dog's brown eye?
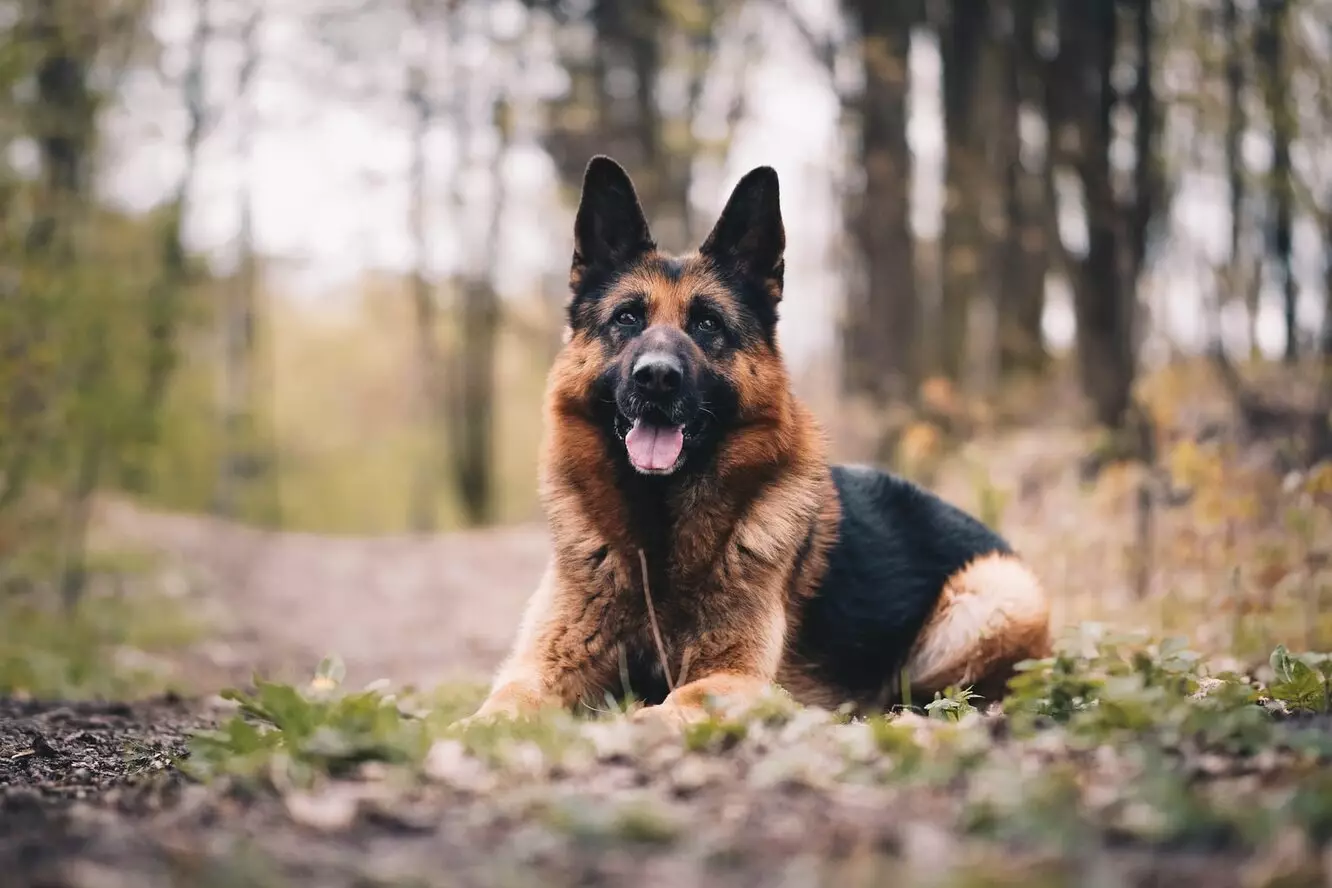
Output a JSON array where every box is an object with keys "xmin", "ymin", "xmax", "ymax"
[
  {"xmin": 615, "ymin": 309, "xmax": 642, "ymax": 327},
  {"xmin": 695, "ymin": 315, "xmax": 720, "ymax": 334}
]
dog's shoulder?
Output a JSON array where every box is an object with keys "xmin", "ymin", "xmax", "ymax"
[{"xmin": 830, "ymin": 463, "xmax": 1013, "ymax": 560}]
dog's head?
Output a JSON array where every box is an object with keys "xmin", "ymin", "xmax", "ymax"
[{"xmin": 555, "ymin": 156, "xmax": 788, "ymax": 478}]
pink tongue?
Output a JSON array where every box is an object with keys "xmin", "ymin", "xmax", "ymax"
[{"xmin": 624, "ymin": 419, "xmax": 685, "ymax": 472}]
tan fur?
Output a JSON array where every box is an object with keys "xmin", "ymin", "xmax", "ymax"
[{"xmin": 904, "ymin": 553, "xmax": 1052, "ymax": 698}]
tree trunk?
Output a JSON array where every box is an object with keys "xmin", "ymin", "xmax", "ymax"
[
  {"xmin": 133, "ymin": 0, "xmax": 211, "ymax": 490},
  {"xmin": 841, "ymin": 0, "xmax": 919, "ymax": 404},
  {"xmin": 1222, "ymin": 0, "xmax": 1246, "ymax": 353},
  {"xmin": 1323, "ymin": 207, "xmax": 1332, "ymax": 359},
  {"xmin": 450, "ymin": 98, "xmax": 510, "ymax": 528},
  {"xmin": 214, "ymin": 7, "xmax": 264, "ymax": 519},
  {"xmin": 23, "ymin": 0, "xmax": 103, "ymax": 604},
  {"xmin": 405, "ymin": 16, "xmax": 443, "ymax": 533},
  {"xmin": 937, "ymin": 0, "xmax": 989, "ymax": 382},
  {"xmin": 1258, "ymin": 0, "xmax": 1296, "ymax": 363},
  {"xmin": 997, "ymin": 0, "xmax": 1049, "ymax": 378},
  {"xmin": 1049, "ymin": 0, "xmax": 1150, "ymax": 431}
]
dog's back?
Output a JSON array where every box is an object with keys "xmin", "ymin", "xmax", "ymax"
[{"xmin": 784, "ymin": 464, "xmax": 1051, "ymax": 710}]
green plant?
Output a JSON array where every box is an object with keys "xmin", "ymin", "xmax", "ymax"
[
  {"xmin": 925, "ymin": 685, "xmax": 983, "ymax": 722},
  {"xmin": 187, "ymin": 657, "xmax": 433, "ymax": 785},
  {"xmin": 1266, "ymin": 645, "xmax": 1332, "ymax": 714}
]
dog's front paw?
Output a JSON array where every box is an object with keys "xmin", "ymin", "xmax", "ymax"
[
  {"xmin": 629, "ymin": 701, "xmax": 707, "ymax": 731},
  {"xmin": 450, "ymin": 700, "xmax": 521, "ymax": 732},
  {"xmin": 449, "ymin": 712, "xmax": 492, "ymax": 732}
]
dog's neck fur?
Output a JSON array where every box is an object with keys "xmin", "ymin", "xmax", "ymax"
[{"xmin": 540, "ymin": 365, "xmax": 823, "ymax": 587}]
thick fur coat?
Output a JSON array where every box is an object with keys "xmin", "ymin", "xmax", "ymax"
[{"xmin": 463, "ymin": 157, "xmax": 1052, "ymax": 727}]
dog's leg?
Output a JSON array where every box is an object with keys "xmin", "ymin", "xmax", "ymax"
[
  {"xmin": 631, "ymin": 604, "xmax": 787, "ymax": 727},
  {"xmin": 460, "ymin": 563, "xmax": 596, "ymax": 725},
  {"xmin": 904, "ymin": 552, "xmax": 1051, "ymax": 701}
]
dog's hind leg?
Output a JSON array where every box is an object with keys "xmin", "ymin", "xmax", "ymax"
[{"xmin": 903, "ymin": 552, "xmax": 1052, "ymax": 702}]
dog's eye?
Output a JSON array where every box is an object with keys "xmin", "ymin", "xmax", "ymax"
[
  {"xmin": 615, "ymin": 308, "xmax": 642, "ymax": 328},
  {"xmin": 694, "ymin": 314, "xmax": 721, "ymax": 334}
]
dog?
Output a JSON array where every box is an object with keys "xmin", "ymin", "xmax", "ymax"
[{"xmin": 461, "ymin": 156, "xmax": 1051, "ymax": 728}]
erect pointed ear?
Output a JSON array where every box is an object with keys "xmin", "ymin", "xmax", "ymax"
[
  {"xmin": 699, "ymin": 166, "xmax": 785, "ymax": 303},
  {"xmin": 570, "ymin": 156, "xmax": 655, "ymax": 289}
]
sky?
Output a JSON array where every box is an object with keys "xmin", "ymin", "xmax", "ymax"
[{"xmin": 94, "ymin": 0, "xmax": 1328, "ymax": 371}]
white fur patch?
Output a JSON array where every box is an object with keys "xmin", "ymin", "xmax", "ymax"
[{"xmin": 904, "ymin": 553, "xmax": 1049, "ymax": 691}]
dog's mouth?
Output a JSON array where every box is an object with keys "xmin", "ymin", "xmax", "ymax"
[{"xmin": 614, "ymin": 407, "xmax": 706, "ymax": 475}]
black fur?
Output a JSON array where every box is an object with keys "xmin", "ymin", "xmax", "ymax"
[{"xmin": 792, "ymin": 464, "xmax": 1013, "ymax": 707}]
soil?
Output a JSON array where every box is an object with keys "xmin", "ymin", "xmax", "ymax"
[
  {"xmin": 3, "ymin": 414, "xmax": 1329, "ymax": 888},
  {"xmin": 0, "ymin": 695, "xmax": 1295, "ymax": 888}
]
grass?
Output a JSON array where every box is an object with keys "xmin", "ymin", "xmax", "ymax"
[
  {"xmin": 0, "ymin": 548, "xmax": 202, "ymax": 699},
  {"xmin": 180, "ymin": 626, "xmax": 1332, "ymax": 883}
]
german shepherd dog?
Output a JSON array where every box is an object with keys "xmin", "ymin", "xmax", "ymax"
[{"xmin": 463, "ymin": 156, "xmax": 1051, "ymax": 727}]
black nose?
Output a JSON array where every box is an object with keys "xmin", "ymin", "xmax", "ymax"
[{"xmin": 632, "ymin": 353, "xmax": 683, "ymax": 396}]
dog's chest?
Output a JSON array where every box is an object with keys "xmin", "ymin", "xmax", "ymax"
[{"xmin": 587, "ymin": 563, "xmax": 703, "ymax": 706}]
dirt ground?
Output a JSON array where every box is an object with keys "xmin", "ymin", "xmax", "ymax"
[
  {"xmin": 90, "ymin": 497, "xmax": 553, "ymax": 692},
  {"xmin": 4, "ymin": 413, "xmax": 1330, "ymax": 888},
  {"xmin": 5, "ymin": 693, "xmax": 1311, "ymax": 888}
]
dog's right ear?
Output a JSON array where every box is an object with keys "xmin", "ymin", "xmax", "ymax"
[{"xmin": 571, "ymin": 156, "xmax": 655, "ymax": 289}]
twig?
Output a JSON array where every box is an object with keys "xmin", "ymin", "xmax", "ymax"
[
  {"xmin": 676, "ymin": 647, "xmax": 694, "ymax": 689},
  {"xmin": 638, "ymin": 548, "xmax": 676, "ymax": 694}
]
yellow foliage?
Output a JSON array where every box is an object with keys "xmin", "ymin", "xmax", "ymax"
[
  {"xmin": 897, "ymin": 421, "xmax": 943, "ymax": 473},
  {"xmin": 918, "ymin": 376, "xmax": 959, "ymax": 417},
  {"xmin": 1303, "ymin": 461, "xmax": 1332, "ymax": 498}
]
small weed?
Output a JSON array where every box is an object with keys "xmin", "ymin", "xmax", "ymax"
[
  {"xmin": 187, "ymin": 658, "xmax": 432, "ymax": 785},
  {"xmin": 683, "ymin": 713, "xmax": 748, "ymax": 753},
  {"xmin": 0, "ymin": 584, "xmax": 200, "ymax": 699},
  {"xmin": 611, "ymin": 801, "xmax": 683, "ymax": 844},
  {"xmin": 865, "ymin": 716, "xmax": 925, "ymax": 777},
  {"xmin": 925, "ymin": 685, "xmax": 983, "ymax": 722},
  {"xmin": 1266, "ymin": 645, "xmax": 1332, "ymax": 714}
]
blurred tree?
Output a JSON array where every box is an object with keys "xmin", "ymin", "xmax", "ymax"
[
  {"xmin": 995, "ymin": 0, "xmax": 1050, "ymax": 378},
  {"xmin": 841, "ymin": 0, "xmax": 921, "ymax": 405},
  {"xmin": 526, "ymin": 0, "xmax": 730, "ymax": 251},
  {"xmin": 22, "ymin": 0, "xmax": 105, "ymax": 605},
  {"xmin": 1046, "ymin": 0, "xmax": 1160, "ymax": 431},
  {"xmin": 134, "ymin": 0, "xmax": 212, "ymax": 487},
  {"xmin": 405, "ymin": 0, "xmax": 446, "ymax": 533},
  {"xmin": 0, "ymin": 0, "xmax": 168, "ymax": 599},
  {"xmin": 1256, "ymin": 0, "xmax": 1297, "ymax": 364},
  {"xmin": 936, "ymin": 0, "xmax": 990, "ymax": 383},
  {"xmin": 446, "ymin": 9, "xmax": 513, "ymax": 529},
  {"xmin": 1221, "ymin": 0, "xmax": 1252, "ymax": 354},
  {"xmin": 213, "ymin": 5, "xmax": 270, "ymax": 521}
]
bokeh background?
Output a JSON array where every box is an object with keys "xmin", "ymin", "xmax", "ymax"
[{"xmin": 1, "ymin": 0, "xmax": 1330, "ymax": 694}]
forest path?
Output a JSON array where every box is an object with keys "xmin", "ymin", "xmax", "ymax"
[{"xmin": 92, "ymin": 497, "xmax": 550, "ymax": 693}]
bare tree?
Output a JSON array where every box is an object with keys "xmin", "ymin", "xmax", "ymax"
[
  {"xmin": 840, "ymin": 0, "xmax": 920, "ymax": 405},
  {"xmin": 1046, "ymin": 0, "xmax": 1159, "ymax": 432},
  {"xmin": 133, "ymin": 0, "xmax": 212, "ymax": 488},
  {"xmin": 405, "ymin": 0, "xmax": 446, "ymax": 533},
  {"xmin": 996, "ymin": 0, "xmax": 1050, "ymax": 378},
  {"xmin": 451, "ymin": 100, "xmax": 509, "ymax": 528},
  {"xmin": 214, "ymin": 5, "xmax": 266, "ymax": 519},
  {"xmin": 936, "ymin": 0, "xmax": 990, "ymax": 383},
  {"xmin": 445, "ymin": 8, "xmax": 520, "ymax": 528},
  {"xmin": 23, "ymin": 0, "xmax": 104, "ymax": 606},
  {"xmin": 1222, "ymin": 0, "xmax": 1243, "ymax": 350},
  {"xmin": 1257, "ymin": 0, "xmax": 1297, "ymax": 364}
]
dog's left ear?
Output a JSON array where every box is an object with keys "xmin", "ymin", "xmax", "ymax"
[{"xmin": 699, "ymin": 166, "xmax": 785, "ymax": 304}]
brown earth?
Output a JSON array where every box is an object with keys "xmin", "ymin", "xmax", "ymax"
[
  {"xmin": 91, "ymin": 497, "xmax": 554, "ymax": 693},
  {"xmin": 5, "ymin": 410, "xmax": 1329, "ymax": 888}
]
